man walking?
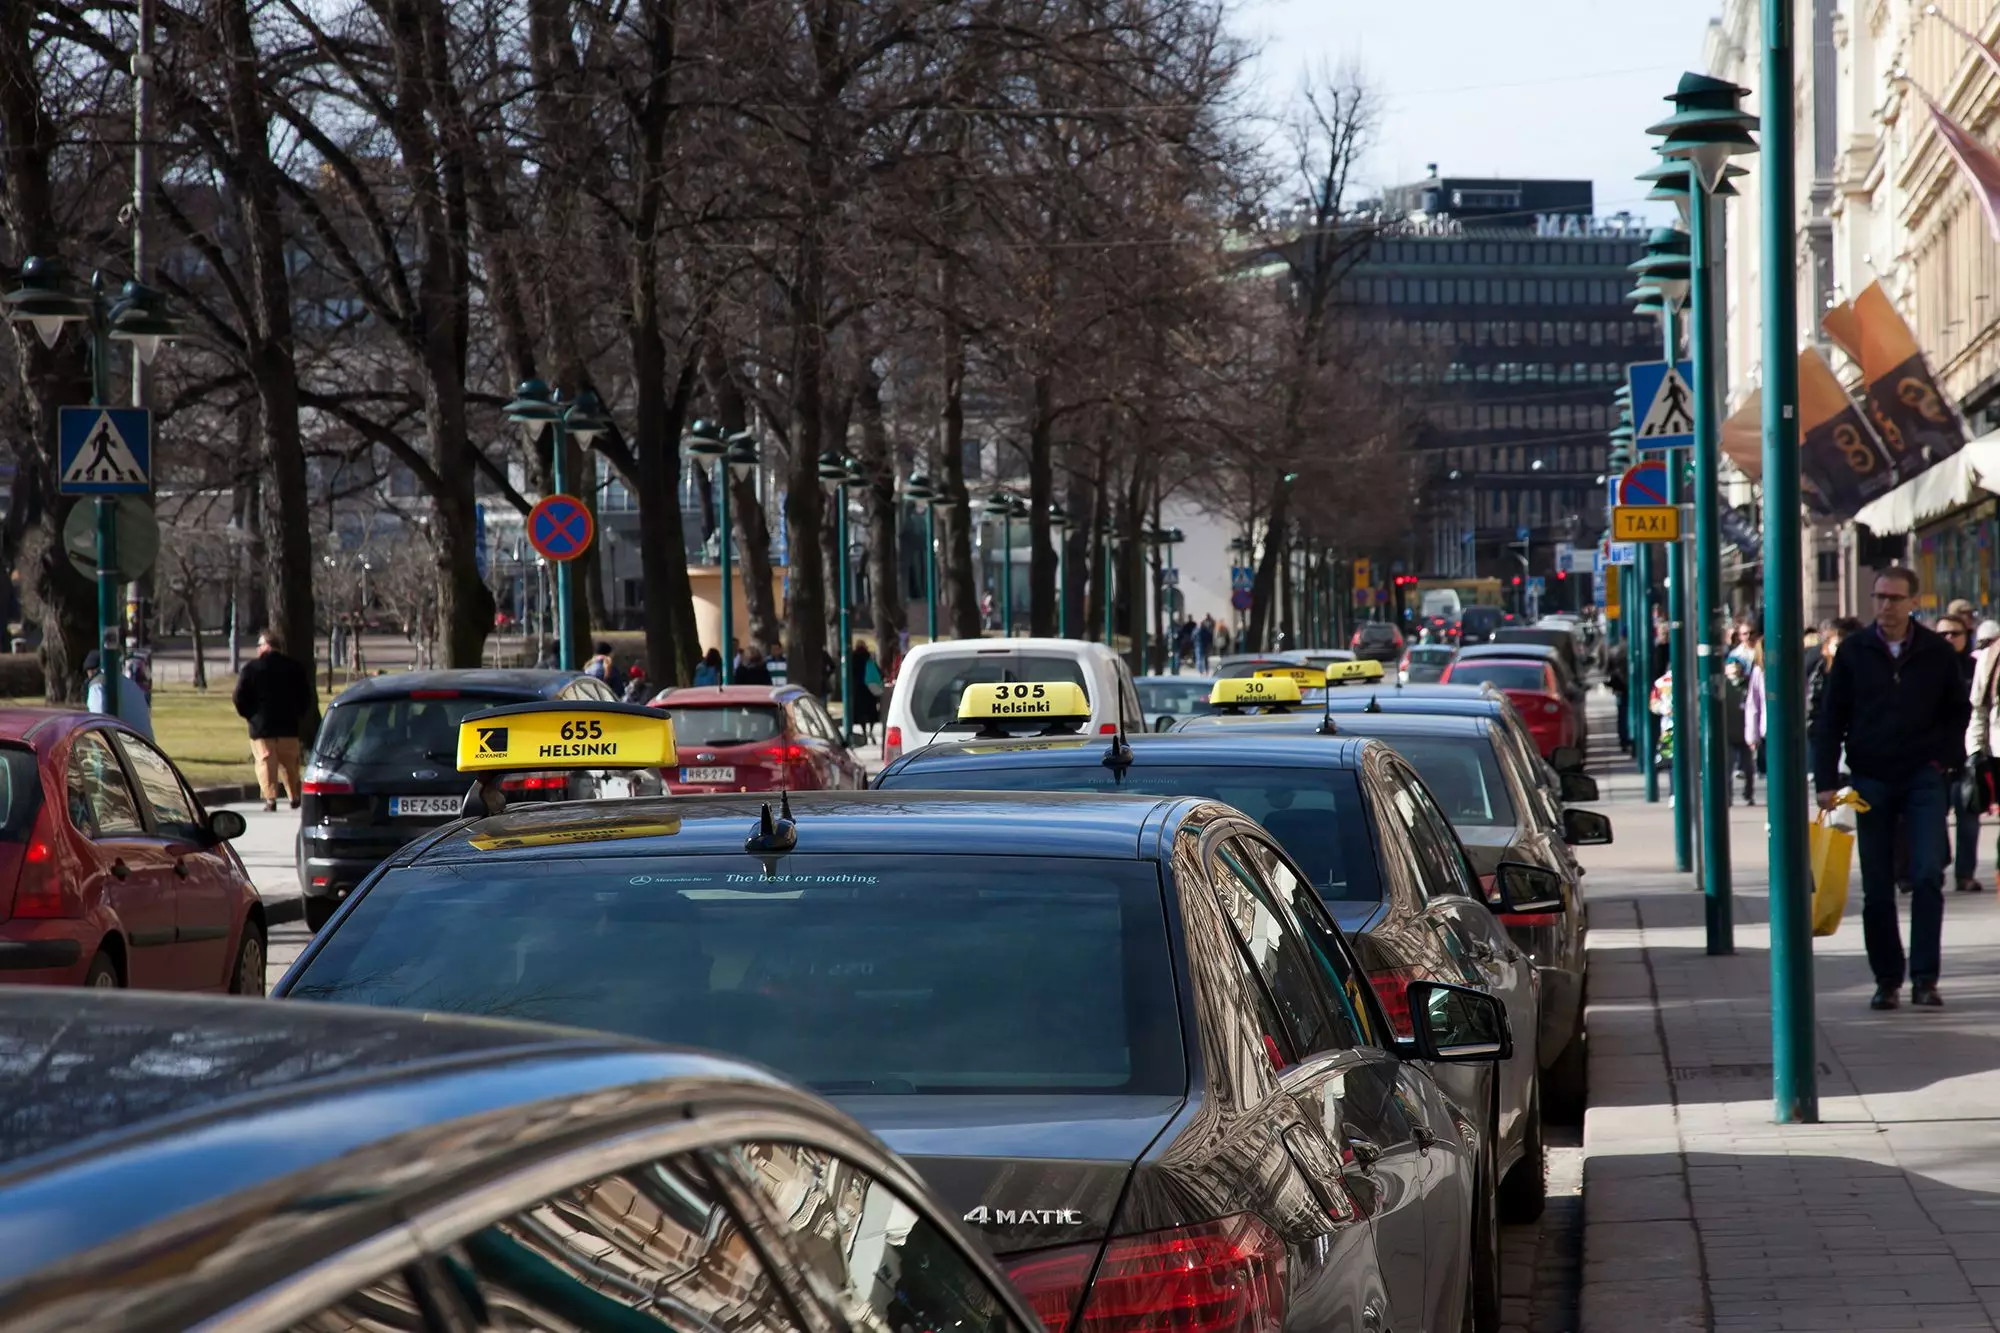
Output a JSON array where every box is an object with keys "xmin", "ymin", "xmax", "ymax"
[
  {"xmin": 234, "ymin": 627, "xmax": 312, "ymax": 812},
  {"xmin": 1813, "ymin": 568, "xmax": 1971, "ymax": 1009}
]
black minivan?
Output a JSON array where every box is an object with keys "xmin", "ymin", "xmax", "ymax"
[{"xmin": 296, "ymin": 669, "xmax": 660, "ymax": 928}]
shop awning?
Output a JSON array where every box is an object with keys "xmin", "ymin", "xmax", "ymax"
[{"xmin": 1853, "ymin": 434, "xmax": 2000, "ymax": 535}]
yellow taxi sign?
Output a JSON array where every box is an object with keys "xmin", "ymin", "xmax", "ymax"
[
  {"xmin": 956, "ymin": 681, "xmax": 1092, "ymax": 722},
  {"xmin": 1612, "ymin": 504, "xmax": 1681, "ymax": 542},
  {"xmin": 1323, "ymin": 659, "xmax": 1385, "ymax": 685},
  {"xmin": 456, "ymin": 702, "xmax": 676, "ymax": 773},
  {"xmin": 1254, "ymin": 666, "xmax": 1326, "ymax": 687},
  {"xmin": 468, "ymin": 819, "xmax": 682, "ymax": 851},
  {"xmin": 1211, "ymin": 676, "xmax": 1301, "ymax": 707}
]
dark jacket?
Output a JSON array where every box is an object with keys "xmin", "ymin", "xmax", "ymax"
[
  {"xmin": 1811, "ymin": 621, "xmax": 1972, "ymax": 789},
  {"xmin": 734, "ymin": 660, "xmax": 774, "ymax": 686},
  {"xmin": 1805, "ymin": 654, "xmax": 1833, "ymax": 726},
  {"xmin": 233, "ymin": 650, "xmax": 312, "ymax": 741}
]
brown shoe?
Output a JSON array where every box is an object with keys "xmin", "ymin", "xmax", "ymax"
[{"xmin": 262, "ymin": 800, "xmax": 277, "ymax": 813}]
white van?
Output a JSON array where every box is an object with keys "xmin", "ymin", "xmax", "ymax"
[{"xmin": 882, "ymin": 638, "xmax": 1146, "ymax": 764}]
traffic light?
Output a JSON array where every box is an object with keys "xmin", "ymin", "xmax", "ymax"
[
  {"xmin": 1511, "ymin": 575, "xmax": 1523, "ymax": 586},
  {"xmin": 1393, "ymin": 574, "xmax": 1418, "ymax": 588},
  {"xmin": 1555, "ymin": 570, "xmax": 1567, "ymax": 581}
]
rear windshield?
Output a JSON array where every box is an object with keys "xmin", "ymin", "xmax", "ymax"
[
  {"xmin": 313, "ymin": 697, "xmax": 497, "ymax": 766},
  {"xmin": 286, "ymin": 855, "xmax": 1184, "ymax": 1096},
  {"xmin": 1387, "ymin": 737, "xmax": 1516, "ymax": 828},
  {"xmin": 0, "ymin": 746, "xmax": 41, "ymax": 841},
  {"xmin": 663, "ymin": 706, "xmax": 783, "ymax": 747},
  {"xmin": 1357, "ymin": 625, "xmax": 1398, "ymax": 641},
  {"xmin": 906, "ymin": 654, "xmax": 1089, "ymax": 733},
  {"xmin": 1137, "ymin": 679, "xmax": 1215, "ymax": 719},
  {"xmin": 1447, "ymin": 663, "xmax": 1546, "ymax": 692},
  {"xmin": 880, "ymin": 764, "xmax": 1382, "ymax": 903}
]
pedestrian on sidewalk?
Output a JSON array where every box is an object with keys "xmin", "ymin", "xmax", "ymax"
[
  {"xmin": 1196, "ymin": 615, "xmax": 1214, "ymax": 673},
  {"xmin": 1813, "ymin": 567, "xmax": 1972, "ymax": 1009},
  {"xmin": 584, "ymin": 641, "xmax": 615, "ymax": 681},
  {"xmin": 693, "ymin": 648, "xmax": 722, "ymax": 687},
  {"xmin": 621, "ymin": 663, "xmax": 652, "ymax": 704},
  {"xmin": 1722, "ymin": 658, "xmax": 1754, "ymax": 805},
  {"xmin": 233, "ymin": 627, "xmax": 312, "ymax": 813},
  {"xmin": 1608, "ymin": 635, "xmax": 1631, "ymax": 753},
  {"xmin": 1960, "ymin": 619, "xmax": 2000, "ymax": 892},
  {"xmin": 84, "ymin": 650, "xmax": 153, "ymax": 740}
]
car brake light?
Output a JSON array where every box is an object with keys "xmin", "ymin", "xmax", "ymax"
[
  {"xmin": 499, "ymin": 772, "xmax": 568, "ymax": 792},
  {"xmin": 762, "ymin": 743, "xmax": 808, "ymax": 766},
  {"xmin": 1500, "ymin": 912, "xmax": 1560, "ymax": 927},
  {"xmin": 1099, "ymin": 723, "xmax": 1118, "ymax": 735},
  {"xmin": 10, "ymin": 809, "xmax": 74, "ymax": 920},
  {"xmin": 1003, "ymin": 1214, "xmax": 1288, "ymax": 1333},
  {"xmin": 408, "ymin": 689, "xmax": 460, "ymax": 700},
  {"xmin": 302, "ymin": 778, "xmax": 354, "ymax": 795},
  {"xmin": 1366, "ymin": 965, "xmax": 1425, "ymax": 1039}
]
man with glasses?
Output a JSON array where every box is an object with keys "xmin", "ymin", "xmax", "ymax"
[{"xmin": 1814, "ymin": 567, "xmax": 1972, "ymax": 1009}]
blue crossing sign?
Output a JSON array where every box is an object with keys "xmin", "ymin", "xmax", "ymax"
[
  {"xmin": 58, "ymin": 407, "xmax": 151, "ymax": 495},
  {"xmin": 1626, "ymin": 360, "xmax": 1697, "ymax": 449}
]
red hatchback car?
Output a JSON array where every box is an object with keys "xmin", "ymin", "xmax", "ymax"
[
  {"xmin": 0, "ymin": 710, "xmax": 263, "ymax": 993},
  {"xmin": 650, "ymin": 685, "xmax": 869, "ymax": 793},
  {"xmin": 1440, "ymin": 657, "xmax": 1578, "ymax": 758}
]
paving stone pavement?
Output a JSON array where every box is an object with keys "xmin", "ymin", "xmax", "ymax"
[{"xmin": 1577, "ymin": 693, "xmax": 2000, "ymax": 1332}]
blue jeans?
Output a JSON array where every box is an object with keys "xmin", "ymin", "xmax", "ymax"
[{"xmin": 1854, "ymin": 768, "xmax": 1949, "ymax": 989}]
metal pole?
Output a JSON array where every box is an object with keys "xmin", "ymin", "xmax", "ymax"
[
  {"xmin": 1761, "ymin": 0, "xmax": 1816, "ymax": 1122},
  {"xmin": 1102, "ymin": 532, "xmax": 1114, "ymax": 644},
  {"xmin": 552, "ymin": 419, "xmax": 573, "ymax": 671},
  {"xmin": 1628, "ymin": 559, "xmax": 1645, "ymax": 766},
  {"xmin": 1057, "ymin": 531, "xmax": 1068, "ymax": 639},
  {"xmin": 1166, "ymin": 537, "xmax": 1177, "ymax": 672},
  {"xmin": 87, "ymin": 297, "xmax": 119, "ymax": 720},
  {"xmin": 1669, "ymin": 462, "xmax": 1697, "ymax": 868},
  {"xmin": 1637, "ymin": 527, "xmax": 1659, "ymax": 800},
  {"xmin": 837, "ymin": 484, "xmax": 852, "ymax": 743},
  {"xmin": 1001, "ymin": 511, "xmax": 1013, "ymax": 637},
  {"xmin": 1691, "ymin": 175, "xmax": 1735, "ymax": 953},
  {"xmin": 719, "ymin": 465, "xmax": 734, "ymax": 684},
  {"xmin": 924, "ymin": 506, "xmax": 937, "ymax": 642}
]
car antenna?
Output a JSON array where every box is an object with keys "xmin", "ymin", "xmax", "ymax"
[
  {"xmin": 745, "ymin": 790, "xmax": 798, "ymax": 859},
  {"xmin": 1365, "ymin": 692, "xmax": 1383, "ymax": 714},
  {"xmin": 1318, "ymin": 690, "xmax": 1339, "ymax": 735},
  {"xmin": 1103, "ymin": 720, "xmax": 1134, "ymax": 777}
]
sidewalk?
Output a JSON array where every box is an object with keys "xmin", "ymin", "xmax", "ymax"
[{"xmin": 1577, "ymin": 731, "xmax": 2000, "ymax": 1331}]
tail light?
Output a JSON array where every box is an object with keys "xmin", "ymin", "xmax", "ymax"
[
  {"xmin": 762, "ymin": 743, "xmax": 807, "ymax": 768},
  {"xmin": 1366, "ymin": 965, "xmax": 1424, "ymax": 1039},
  {"xmin": 1099, "ymin": 723, "xmax": 1118, "ymax": 735},
  {"xmin": 11, "ymin": 809, "xmax": 73, "ymax": 919},
  {"xmin": 884, "ymin": 726, "xmax": 903, "ymax": 762},
  {"xmin": 499, "ymin": 772, "xmax": 568, "ymax": 792},
  {"xmin": 1004, "ymin": 1214, "xmax": 1288, "ymax": 1333},
  {"xmin": 302, "ymin": 777, "xmax": 354, "ymax": 795}
]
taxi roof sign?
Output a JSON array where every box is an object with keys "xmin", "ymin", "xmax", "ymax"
[
  {"xmin": 456, "ymin": 701, "xmax": 676, "ymax": 774},
  {"xmin": 1323, "ymin": 659, "xmax": 1385, "ymax": 685},
  {"xmin": 1253, "ymin": 666, "xmax": 1325, "ymax": 687},
  {"xmin": 954, "ymin": 681, "xmax": 1093, "ymax": 737},
  {"xmin": 1211, "ymin": 676, "xmax": 1301, "ymax": 708}
]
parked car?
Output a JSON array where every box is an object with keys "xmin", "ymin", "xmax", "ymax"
[
  {"xmin": 1135, "ymin": 674, "xmax": 1218, "ymax": 731},
  {"xmin": 1492, "ymin": 624, "xmax": 1584, "ymax": 682},
  {"xmin": 1458, "ymin": 605, "xmax": 1511, "ymax": 643},
  {"xmin": 880, "ymin": 637, "xmax": 1141, "ymax": 763},
  {"xmin": 1401, "ymin": 643, "xmax": 1458, "ymax": 683},
  {"xmin": 297, "ymin": 668, "xmax": 662, "ymax": 928},
  {"xmin": 1444, "ymin": 656, "xmax": 1578, "ymax": 758},
  {"xmin": 1351, "ymin": 620, "xmax": 1406, "ymax": 662},
  {"xmin": 650, "ymin": 683, "xmax": 868, "ymax": 791},
  {"xmin": 0, "ymin": 710, "xmax": 261, "ymax": 994},
  {"xmin": 0, "ymin": 989, "xmax": 1041, "ymax": 1333},
  {"xmin": 1456, "ymin": 641, "xmax": 1589, "ymax": 741}
]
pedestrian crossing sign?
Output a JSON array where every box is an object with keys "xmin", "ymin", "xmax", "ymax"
[
  {"xmin": 1626, "ymin": 359, "xmax": 1697, "ymax": 449},
  {"xmin": 58, "ymin": 407, "xmax": 151, "ymax": 494}
]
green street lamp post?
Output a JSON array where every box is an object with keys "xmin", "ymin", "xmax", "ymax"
[
  {"xmin": 905, "ymin": 473, "xmax": 939, "ymax": 642},
  {"xmin": 1652, "ymin": 72, "xmax": 1758, "ymax": 956},
  {"xmin": 506, "ymin": 381, "xmax": 611, "ymax": 672},
  {"xmin": 1159, "ymin": 526, "xmax": 1184, "ymax": 671},
  {"xmin": 1049, "ymin": 503, "xmax": 1070, "ymax": 638},
  {"xmin": 1101, "ymin": 522, "xmax": 1117, "ymax": 645},
  {"xmin": 1010, "ymin": 497, "xmax": 1032, "ymax": 638},
  {"xmin": 982, "ymin": 494, "xmax": 1015, "ymax": 637},
  {"xmin": 1631, "ymin": 226, "xmax": 1698, "ymax": 869},
  {"xmin": 819, "ymin": 451, "xmax": 863, "ymax": 741},
  {"xmin": 5, "ymin": 258, "xmax": 183, "ymax": 716},
  {"xmin": 683, "ymin": 421, "xmax": 758, "ymax": 683}
]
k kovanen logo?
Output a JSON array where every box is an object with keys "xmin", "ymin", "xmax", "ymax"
[{"xmin": 476, "ymin": 726, "xmax": 509, "ymax": 758}]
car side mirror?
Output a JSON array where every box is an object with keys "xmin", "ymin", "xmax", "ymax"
[
  {"xmin": 1153, "ymin": 715, "xmax": 1176, "ymax": 732},
  {"xmin": 1562, "ymin": 807, "xmax": 1614, "ymax": 846},
  {"xmin": 1558, "ymin": 770, "xmax": 1600, "ymax": 803},
  {"xmin": 1406, "ymin": 981, "xmax": 1512, "ymax": 1063},
  {"xmin": 207, "ymin": 809, "xmax": 248, "ymax": 844},
  {"xmin": 1549, "ymin": 745, "xmax": 1584, "ymax": 773},
  {"xmin": 1493, "ymin": 860, "xmax": 1564, "ymax": 914}
]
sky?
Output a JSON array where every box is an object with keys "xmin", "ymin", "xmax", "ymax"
[{"xmin": 1230, "ymin": 0, "xmax": 1728, "ymax": 224}]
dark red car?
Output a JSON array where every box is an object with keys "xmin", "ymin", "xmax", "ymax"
[
  {"xmin": 1441, "ymin": 657, "xmax": 1578, "ymax": 758},
  {"xmin": 0, "ymin": 710, "xmax": 262, "ymax": 993},
  {"xmin": 650, "ymin": 685, "xmax": 869, "ymax": 793}
]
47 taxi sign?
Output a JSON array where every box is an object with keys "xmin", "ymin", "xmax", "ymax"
[{"xmin": 1612, "ymin": 505, "xmax": 1682, "ymax": 542}]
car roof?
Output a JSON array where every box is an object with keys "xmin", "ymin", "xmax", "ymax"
[
  {"xmin": 1215, "ymin": 711, "xmax": 1493, "ymax": 741},
  {"xmin": 654, "ymin": 684, "xmax": 800, "ymax": 705},
  {"xmin": 881, "ymin": 731, "xmax": 1377, "ymax": 778},
  {"xmin": 329, "ymin": 668, "xmax": 589, "ymax": 704},
  {"xmin": 904, "ymin": 637, "xmax": 1110, "ymax": 659},
  {"xmin": 0, "ymin": 708, "xmax": 131, "ymax": 745},
  {"xmin": 411, "ymin": 789, "xmax": 1180, "ymax": 864},
  {"xmin": 1136, "ymin": 674, "xmax": 1216, "ymax": 685}
]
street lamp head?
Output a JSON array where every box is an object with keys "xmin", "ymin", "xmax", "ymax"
[
  {"xmin": 816, "ymin": 450, "xmax": 848, "ymax": 491},
  {"xmin": 1047, "ymin": 502, "xmax": 1068, "ymax": 530},
  {"xmin": 1627, "ymin": 284, "xmax": 1668, "ymax": 317},
  {"xmin": 844, "ymin": 456, "xmax": 869, "ymax": 488},
  {"xmin": 1008, "ymin": 496, "xmax": 1031, "ymax": 521},
  {"xmin": 504, "ymin": 378, "xmax": 561, "ymax": 446},
  {"xmin": 724, "ymin": 431, "xmax": 759, "ymax": 481},
  {"xmin": 982, "ymin": 492, "xmax": 1014, "ymax": 519},
  {"xmin": 1647, "ymin": 75, "xmax": 1758, "ymax": 193},
  {"xmin": 903, "ymin": 471, "xmax": 937, "ymax": 506},
  {"xmin": 1629, "ymin": 227, "xmax": 1692, "ymax": 309},
  {"xmin": 106, "ymin": 280, "xmax": 182, "ymax": 365},
  {"xmin": 681, "ymin": 418, "xmax": 727, "ymax": 462},
  {"xmin": 3, "ymin": 256, "xmax": 91, "ymax": 349},
  {"xmin": 562, "ymin": 390, "xmax": 614, "ymax": 446}
]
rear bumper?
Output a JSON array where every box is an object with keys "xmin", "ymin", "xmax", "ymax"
[
  {"xmin": 0, "ymin": 922, "xmax": 90, "ymax": 984},
  {"xmin": 300, "ymin": 826, "xmax": 433, "ymax": 897}
]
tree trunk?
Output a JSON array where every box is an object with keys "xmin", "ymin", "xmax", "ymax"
[
  {"xmin": 782, "ymin": 238, "xmax": 831, "ymax": 696},
  {"xmin": 1247, "ymin": 477, "xmax": 1292, "ymax": 652},
  {"xmin": 1027, "ymin": 370, "xmax": 1056, "ymax": 636},
  {"xmin": 628, "ymin": 265, "xmax": 700, "ymax": 685},
  {"xmin": 856, "ymin": 369, "xmax": 906, "ymax": 669},
  {"xmin": 701, "ymin": 341, "xmax": 781, "ymax": 650},
  {"xmin": 936, "ymin": 299, "xmax": 978, "ymax": 639}
]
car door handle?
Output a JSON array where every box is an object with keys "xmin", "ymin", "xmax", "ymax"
[
  {"xmin": 111, "ymin": 859, "xmax": 129, "ymax": 880},
  {"xmin": 1344, "ymin": 1135, "xmax": 1383, "ymax": 1167},
  {"xmin": 1412, "ymin": 1124, "xmax": 1438, "ymax": 1150}
]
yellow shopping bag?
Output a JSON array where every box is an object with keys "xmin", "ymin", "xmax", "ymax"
[{"xmin": 1808, "ymin": 790, "xmax": 1869, "ymax": 938}]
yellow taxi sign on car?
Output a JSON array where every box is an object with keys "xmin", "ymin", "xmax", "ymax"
[
  {"xmin": 468, "ymin": 819, "xmax": 682, "ymax": 851},
  {"xmin": 1210, "ymin": 676, "xmax": 1302, "ymax": 708},
  {"xmin": 1254, "ymin": 666, "xmax": 1325, "ymax": 687},
  {"xmin": 956, "ymin": 681, "xmax": 1093, "ymax": 724},
  {"xmin": 456, "ymin": 701, "xmax": 676, "ymax": 773},
  {"xmin": 1322, "ymin": 659, "xmax": 1385, "ymax": 685}
]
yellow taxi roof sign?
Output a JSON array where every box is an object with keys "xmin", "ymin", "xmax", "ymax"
[
  {"xmin": 457, "ymin": 701, "xmax": 676, "ymax": 773},
  {"xmin": 1323, "ymin": 659, "xmax": 1385, "ymax": 685},
  {"xmin": 1254, "ymin": 666, "xmax": 1325, "ymax": 687},
  {"xmin": 956, "ymin": 681, "xmax": 1092, "ymax": 722},
  {"xmin": 1211, "ymin": 676, "xmax": 1302, "ymax": 707},
  {"xmin": 468, "ymin": 819, "xmax": 682, "ymax": 851}
]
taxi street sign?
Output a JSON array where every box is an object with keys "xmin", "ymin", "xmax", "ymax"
[
  {"xmin": 457, "ymin": 702, "xmax": 676, "ymax": 772},
  {"xmin": 1211, "ymin": 676, "xmax": 1301, "ymax": 707},
  {"xmin": 1613, "ymin": 505, "xmax": 1682, "ymax": 542},
  {"xmin": 59, "ymin": 407, "xmax": 151, "ymax": 494},
  {"xmin": 1626, "ymin": 359, "xmax": 1697, "ymax": 449},
  {"xmin": 1254, "ymin": 666, "xmax": 1326, "ymax": 686},
  {"xmin": 957, "ymin": 680, "xmax": 1092, "ymax": 723},
  {"xmin": 1323, "ymin": 659, "xmax": 1385, "ymax": 685}
]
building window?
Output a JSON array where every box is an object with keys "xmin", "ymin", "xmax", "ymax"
[
  {"xmin": 1539, "ymin": 280, "xmax": 1554, "ymax": 304},
  {"xmin": 1474, "ymin": 278, "xmax": 1490, "ymax": 303},
  {"xmin": 1424, "ymin": 280, "xmax": 1440, "ymax": 303},
  {"xmin": 1477, "ymin": 406, "xmax": 1493, "ymax": 430},
  {"xmin": 1556, "ymin": 279, "xmax": 1572, "ymax": 304},
  {"xmin": 1505, "ymin": 279, "xmax": 1521, "ymax": 304},
  {"xmin": 1509, "ymin": 406, "xmax": 1525, "ymax": 429},
  {"xmin": 1391, "ymin": 279, "xmax": 1406, "ymax": 302},
  {"xmin": 1817, "ymin": 550, "xmax": 1840, "ymax": 583}
]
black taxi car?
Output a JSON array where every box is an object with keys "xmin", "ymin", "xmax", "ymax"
[
  {"xmin": 0, "ymin": 988, "xmax": 1036, "ymax": 1333},
  {"xmin": 275, "ymin": 692, "xmax": 1518, "ymax": 1333},
  {"xmin": 876, "ymin": 677, "xmax": 1564, "ymax": 1239}
]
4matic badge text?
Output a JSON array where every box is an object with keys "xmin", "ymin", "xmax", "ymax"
[{"xmin": 961, "ymin": 1206, "xmax": 1085, "ymax": 1226}]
